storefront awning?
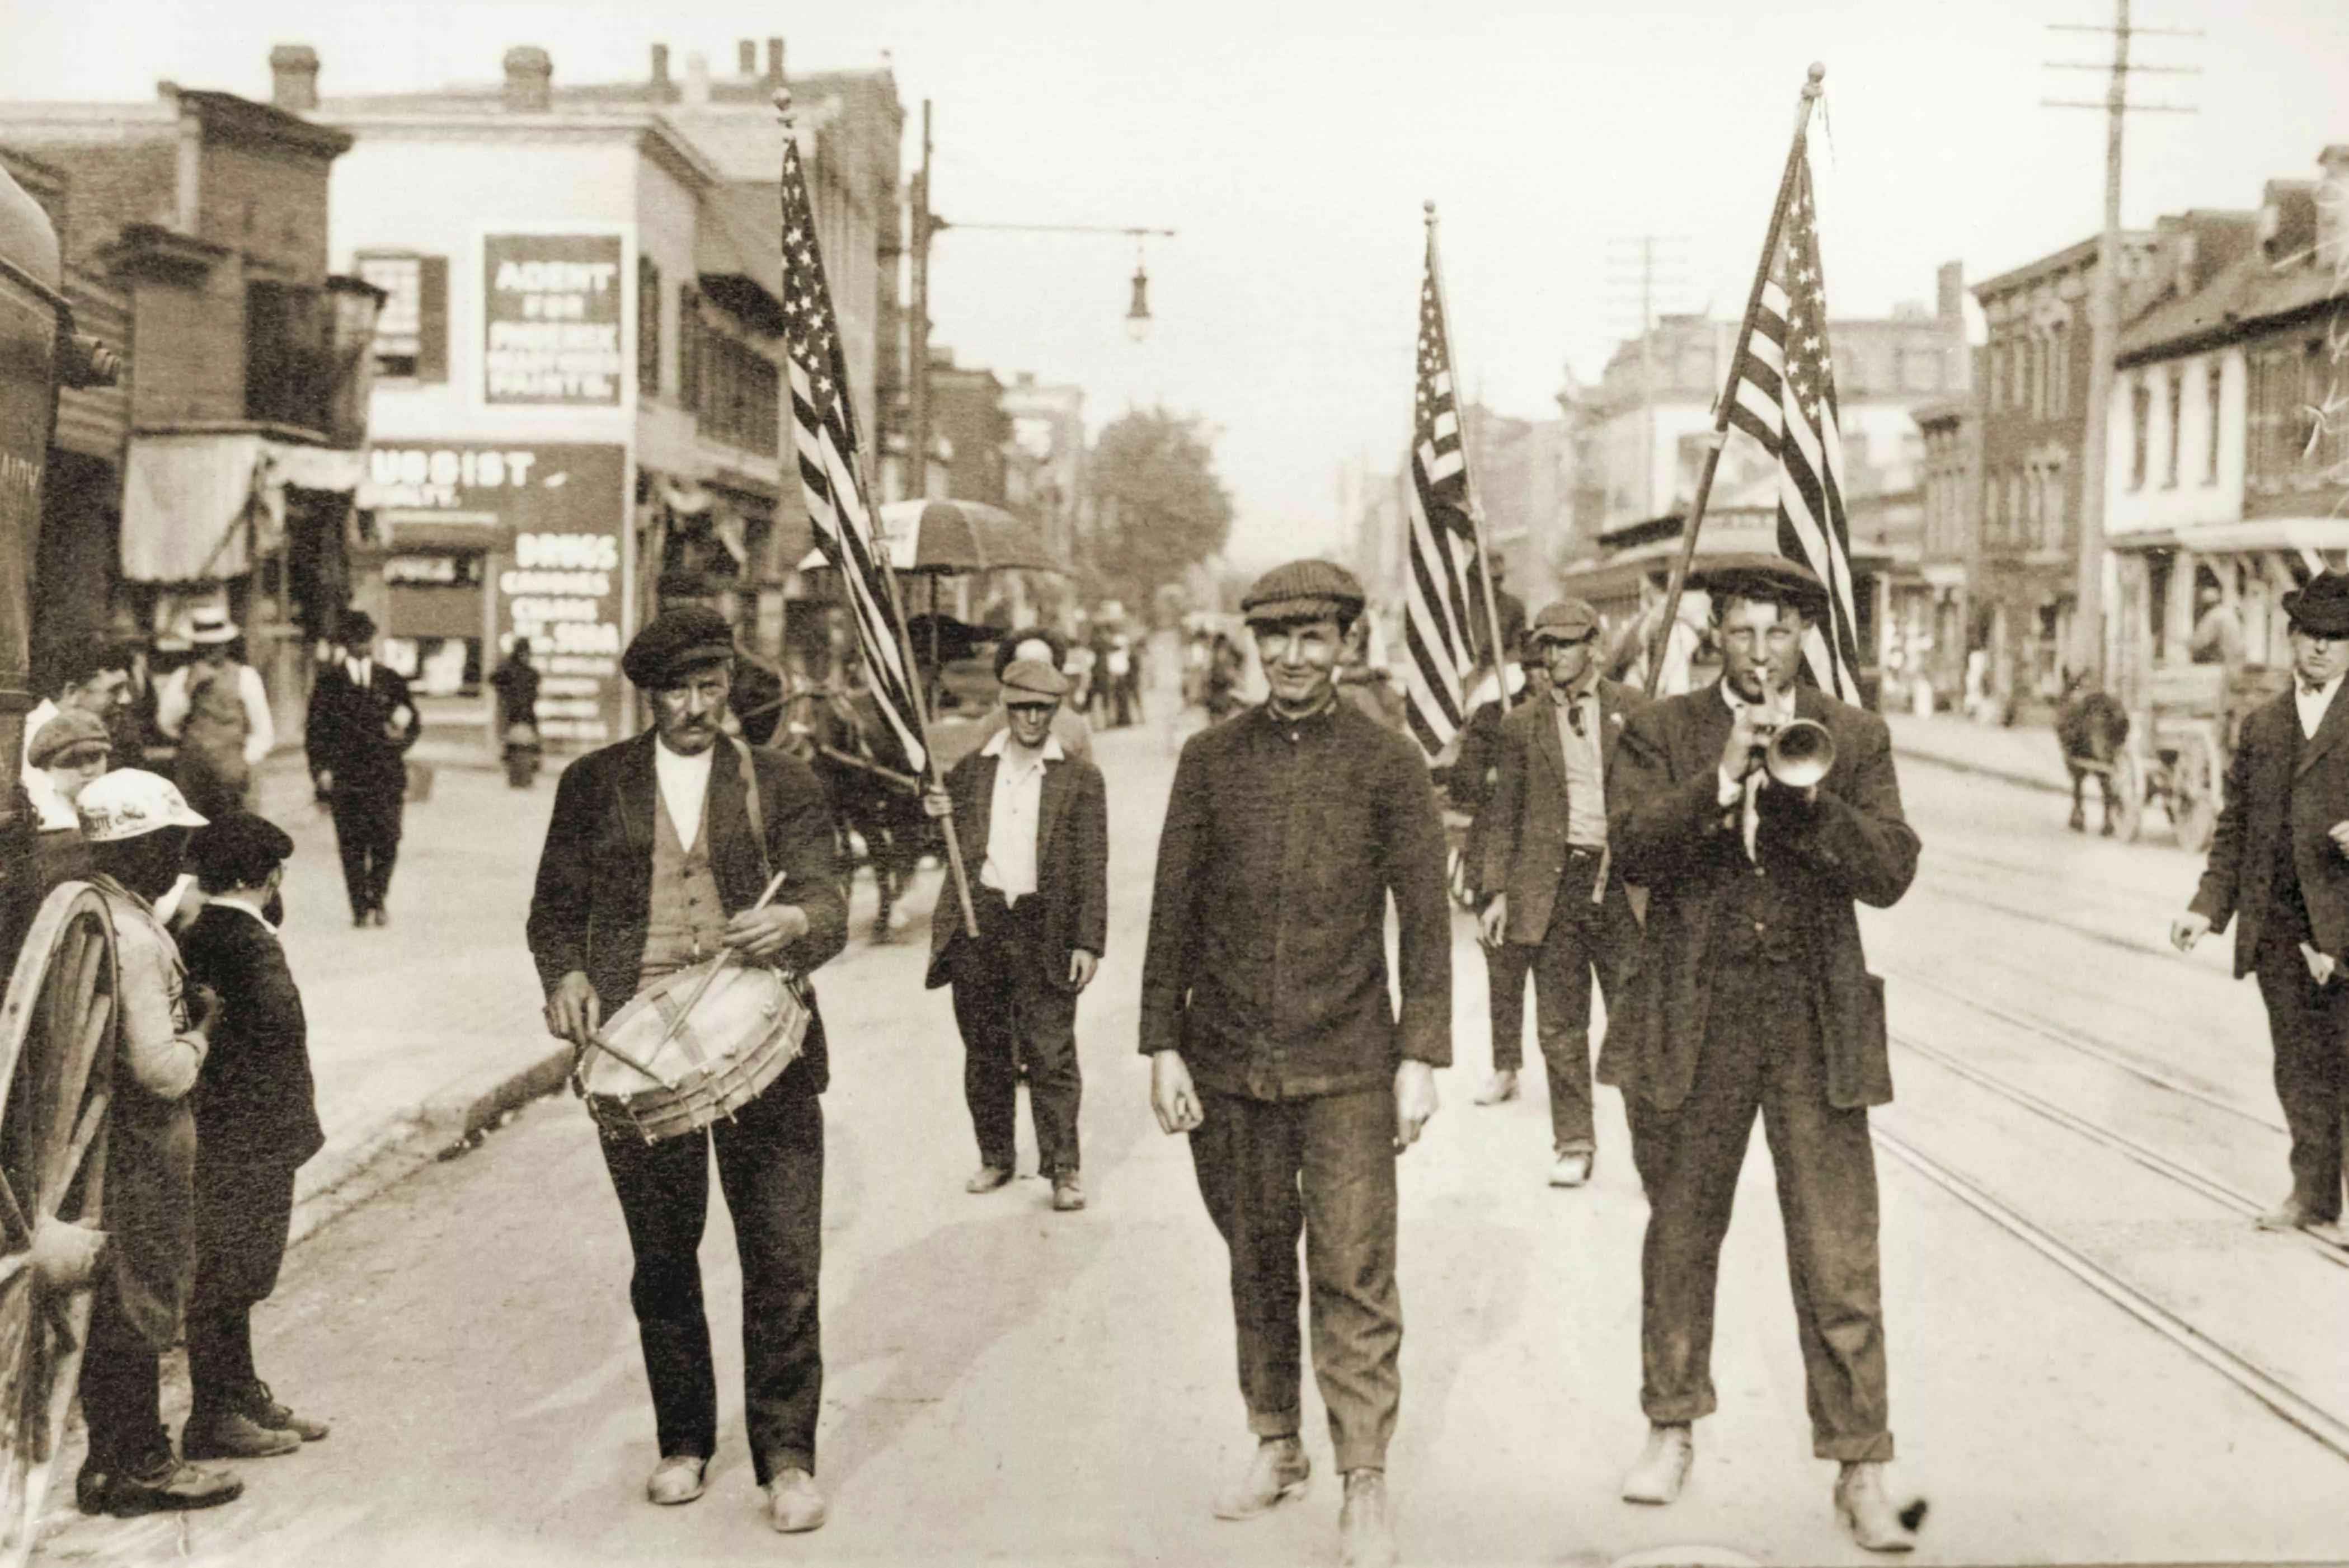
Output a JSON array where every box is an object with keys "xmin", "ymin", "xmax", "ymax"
[
  {"xmin": 121, "ymin": 431, "xmax": 363, "ymax": 583},
  {"xmin": 2107, "ymin": 517, "xmax": 2349, "ymax": 557}
]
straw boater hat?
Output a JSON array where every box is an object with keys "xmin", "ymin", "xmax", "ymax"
[{"xmin": 184, "ymin": 606, "xmax": 239, "ymax": 646}]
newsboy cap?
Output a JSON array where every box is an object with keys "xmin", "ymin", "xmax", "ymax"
[
  {"xmin": 1000, "ymin": 657, "xmax": 1070, "ymax": 700},
  {"xmin": 189, "ymin": 812, "xmax": 295, "ymax": 886},
  {"xmin": 2284, "ymin": 571, "xmax": 2349, "ymax": 639},
  {"xmin": 1240, "ymin": 558, "xmax": 1366, "ymax": 627},
  {"xmin": 1689, "ymin": 553, "xmax": 1829, "ymax": 620},
  {"xmin": 1528, "ymin": 598, "xmax": 1601, "ymax": 645},
  {"xmin": 622, "ymin": 605, "xmax": 737, "ymax": 689},
  {"xmin": 27, "ymin": 708, "xmax": 112, "ymax": 769}
]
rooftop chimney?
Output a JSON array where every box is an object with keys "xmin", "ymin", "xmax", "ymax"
[
  {"xmin": 502, "ymin": 45, "xmax": 552, "ymax": 114},
  {"xmin": 269, "ymin": 44, "xmax": 319, "ymax": 113},
  {"xmin": 650, "ymin": 43, "xmax": 671, "ymax": 95},
  {"xmin": 1935, "ymin": 260, "xmax": 1964, "ymax": 323},
  {"xmin": 2320, "ymin": 145, "xmax": 2349, "ymax": 272},
  {"xmin": 737, "ymin": 40, "xmax": 757, "ymax": 77},
  {"xmin": 766, "ymin": 37, "xmax": 786, "ymax": 84},
  {"xmin": 682, "ymin": 51, "xmax": 710, "ymax": 106}
]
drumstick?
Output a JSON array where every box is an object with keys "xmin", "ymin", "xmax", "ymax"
[
  {"xmin": 580, "ymin": 1031, "xmax": 677, "ymax": 1088},
  {"xmin": 651, "ymin": 867, "xmax": 792, "ymax": 1055}
]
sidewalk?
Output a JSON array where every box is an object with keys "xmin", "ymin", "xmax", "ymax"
[{"xmin": 1886, "ymin": 709, "xmax": 2071, "ymax": 796}]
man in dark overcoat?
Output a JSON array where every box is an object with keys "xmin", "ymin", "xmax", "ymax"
[
  {"xmin": 1142, "ymin": 558, "xmax": 1450, "ymax": 1568},
  {"xmin": 2174, "ymin": 568, "xmax": 2349, "ymax": 1248},
  {"xmin": 1604, "ymin": 555, "xmax": 1919, "ymax": 1552},
  {"xmin": 303, "ymin": 611, "xmax": 421, "ymax": 926},
  {"xmin": 924, "ymin": 658, "xmax": 1109, "ymax": 1210},
  {"xmin": 528, "ymin": 605, "xmax": 848, "ymax": 1532},
  {"xmin": 1474, "ymin": 598, "xmax": 1645, "ymax": 1185}
]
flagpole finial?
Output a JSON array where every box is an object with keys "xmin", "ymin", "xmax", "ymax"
[
  {"xmin": 773, "ymin": 88, "xmax": 796, "ymax": 128},
  {"xmin": 1804, "ymin": 63, "xmax": 1825, "ymax": 96},
  {"xmin": 1423, "ymin": 199, "xmax": 1436, "ymax": 221}
]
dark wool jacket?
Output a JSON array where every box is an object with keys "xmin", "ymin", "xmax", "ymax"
[
  {"xmin": 2191, "ymin": 687, "xmax": 2349, "ymax": 975},
  {"xmin": 1140, "ymin": 700, "xmax": 1451, "ymax": 1099},
  {"xmin": 925, "ymin": 741, "xmax": 1110, "ymax": 992},
  {"xmin": 177, "ymin": 902, "xmax": 325, "ymax": 1172},
  {"xmin": 304, "ymin": 660, "xmax": 422, "ymax": 796},
  {"xmin": 527, "ymin": 732, "xmax": 848, "ymax": 1092}
]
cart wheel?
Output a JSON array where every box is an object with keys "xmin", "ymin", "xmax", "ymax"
[
  {"xmin": 2108, "ymin": 747, "xmax": 2145, "ymax": 843},
  {"xmin": 0, "ymin": 885, "xmax": 116, "ymax": 1567},
  {"xmin": 2172, "ymin": 735, "xmax": 2220, "ymax": 855}
]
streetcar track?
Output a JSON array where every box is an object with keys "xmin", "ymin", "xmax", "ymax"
[
  {"xmin": 1873, "ymin": 1129, "xmax": 2349, "ymax": 1466},
  {"xmin": 1910, "ymin": 871, "xmax": 2172, "ymax": 960}
]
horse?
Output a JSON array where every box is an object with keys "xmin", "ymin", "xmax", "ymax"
[
  {"xmin": 2054, "ymin": 675, "xmax": 2132, "ymax": 835},
  {"xmin": 781, "ymin": 683, "xmax": 931, "ymax": 942}
]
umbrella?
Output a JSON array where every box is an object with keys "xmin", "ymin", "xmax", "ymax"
[{"xmin": 796, "ymin": 499, "xmax": 1066, "ymax": 576}]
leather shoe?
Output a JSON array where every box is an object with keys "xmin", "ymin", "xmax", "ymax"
[
  {"xmin": 1835, "ymin": 1461, "xmax": 1915, "ymax": 1553},
  {"xmin": 2257, "ymin": 1200, "xmax": 2315, "ymax": 1232},
  {"xmin": 1473, "ymin": 1071, "xmax": 1520, "ymax": 1106},
  {"xmin": 1550, "ymin": 1150, "xmax": 1594, "ymax": 1188},
  {"xmin": 1620, "ymin": 1423, "xmax": 1693, "ymax": 1505},
  {"xmin": 83, "ymin": 1456, "xmax": 242, "ymax": 1517},
  {"xmin": 764, "ymin": 1467, "xmax": 827, "ymax": 1533},
  {"xmin": 964, "ymin": 1165, "xmax": 1013, "ymax": 1195},
  {"xmin": 646, "ymin": 1455, "xmax": 707, "ymax": 1506},
  {"xmin": 181, "ymin": 1408, "xmax": 301, "ymax": 1461},
  {"xmin": 245, "ymin": 1381, "xmax": 329, "ymax": 1442},
  {"xmin": 1051, "ymin": 1173, "xmax": 1086, "ymax": 1212},
  {"xmin": 1212, "ymin": 1435, "xmax": 1309, "ymax": 1520},
  {"xmin": 1338, "ymin": 1468, "xmax": 1396, "ymax": 1568}
]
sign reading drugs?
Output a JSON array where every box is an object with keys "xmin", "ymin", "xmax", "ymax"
[{"xmin": 482, "ymin": 233, "xmax": 624, "ymax": 405}]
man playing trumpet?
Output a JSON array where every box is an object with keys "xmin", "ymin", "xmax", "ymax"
[{"xmin": 1603, "ymin": 555, "xmax": 1921, "ymax": 1552}]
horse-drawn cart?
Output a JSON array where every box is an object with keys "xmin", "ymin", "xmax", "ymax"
[{"xmin": 2090, "ymin": 663, "xmax": 2287, "ymax": 853}]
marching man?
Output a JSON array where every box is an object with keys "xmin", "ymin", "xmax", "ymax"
[
  {"xmin": 1604, "ymin": 556, "xmax": 1920, "ymax": 1552},
  {"xmin": 1141, "ymin": 560, "xmax": 1450, "ymax": 1568}
]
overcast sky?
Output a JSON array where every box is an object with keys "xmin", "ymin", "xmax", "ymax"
[{"xmin": 5, "ymin": 0, "xmax": 2343, "ymax": 566}]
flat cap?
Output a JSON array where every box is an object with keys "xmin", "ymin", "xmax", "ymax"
[
  {"xmin": 2284, "ymin": 570, "xmax": 2349, "ymax": 637},
  {"xmin": 1000, "ymin": 657, "xmax": 1070, "ymax": 700},
  {"xmin": 622, "ymin": 604, "xmax": 737, "ymax": 689},
  {"xmin": 189, "ymin": 812, "xmax": 295, "ymax": 883},
  {"xmin": 1689, "ymin": 553, "xmax": 1828, "ymax": 619},
  {"xmin": 1240, "ymin": 558, "xmax": 1366, "ymax": 627},
  {"xmin": 27, "ymin": 708, "xmax": 112, "ymax": 769},
  {"xmin": 1527, "ymin": 598, "xmax": 1601, "ymax": 644}
]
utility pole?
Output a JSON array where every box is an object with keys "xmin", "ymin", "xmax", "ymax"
[
  {"xmin": 908, "ymin": 99, "xmax": 933, "ymax": 504},
  {"xmin": 1605, "ymin": 234, "xmax": 1686, "ymax": 522},
  {"xmin": 2045, "ymin": 3, "xmax": 2199, "ymax": 682}
]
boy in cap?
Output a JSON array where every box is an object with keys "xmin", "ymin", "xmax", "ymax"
[
  {"xmin": 69, "ymin": 772, "xmax": 246, "ymax": 1516},
  {"xmin": 1141, "ymin": 558, "xmax": 1449, "ymax": 1568},
  {"xmin": 304, "ymin": 610, "xmax": 421, "ymax": 927},
  {"xmin": 1474, "ymin": 597, "xmax": 1646, "ymax": 1187},
  {"xmin": 29, "ymin": 708, "xmax": 114, "ymax": 891},
  {"xmin": 923, "ymin": 657, "xmax": 1110, "ymax": 1210},
  {"xmin": 176, "ymin": 813, "xmax": 329, "ymax": 1459},
  {"xmin": 528, "ymin": 604, "xmax": 847, "ymax": 1531}
]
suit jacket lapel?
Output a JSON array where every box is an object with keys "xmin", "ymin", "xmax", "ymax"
[
  {"xmin": 615, "ymin": 731, "xmax": 659, "ymax": 858},
  {"xmin": 1537, "ymin": 695, "xmax": 1570, "ymax": 790},
  {"xmin": 960, "ymin": 754, "xmax": 998, "ymax": 870},
  {"xmin": 1037, "ymin": 756, "xmax": 1074, "ymax": 867},
  {"xmin": 2298, "ymin": 684, "xmax": 2349, "ymax": 778}
]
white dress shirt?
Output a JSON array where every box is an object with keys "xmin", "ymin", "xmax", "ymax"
[
  {"xmin": 1551, "ymin": 682, "xmax": 1608, "ymax": 850},
  {"xmin": 2296, "ymin": 673, "xmax": 2344, "ymax": 740},
  {"xmin": 1717, "ymin": 680, "xmax": 1796, "ymax": 862},
  {"xmin": 653, "ymin": 739, "xmax": 715, "ymax": 853},
  {"xmin": 210, "ymin": 891, "xmax": 279, "ymax": 937},
  {"xmin": 978, "ymin": 728, "xmax": 1063, "ymax": 903}
]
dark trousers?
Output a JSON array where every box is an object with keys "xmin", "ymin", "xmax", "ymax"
[
  {"xmin": 2254, "ymin": 932, "xmax": 2349, "ymax": 1222},
  {"xmin": 1484, "ymin": 940, "xmax": 1533, "ymax": 1075},
  {"xmin": 1520, "ymin": 863, "xmax": 1634, "ymax": 1154},
  {"xmin": 1188, "ymin": 1086, "xmax": 1399, "ymax": 1473},
  {"xmin": 951, "ymin": 889, "xmax": 1082, "ymax": 1176},
  {"xmin": 81, "ymin": 1281, "xmax": 167, "ymax": 1473},
  {"xmin": 597, "ymin": 1072, "xmax": 824, "ymax": 1483},
  {"xmin": 1634, "ymin": 957, "xmax": 1892, "ymax": 1461},
  {"xmin": 187, "ymin": 1157, "xmax": 297, "ymax": 1411},
  {"xmin": 330, "ymin": 787, "xmax": 404, "ymax": 918}
]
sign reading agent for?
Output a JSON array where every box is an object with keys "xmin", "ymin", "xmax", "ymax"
[{"xmin": 483, "ymin": 233, "xmax": 624, "ymax": 406}]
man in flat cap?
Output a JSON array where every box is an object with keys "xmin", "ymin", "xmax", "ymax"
[
  {"xmin": 1142, "ymin": 558, "xmax": 1449, "ymax": 1568},
  {"xmin": 923, "ymin": 656, "xmax": 1109, "ymax": 1210},
  {"xmin": 527, "ymin": 604, "xmax": 848, "ymax": 1532},
  {"xmin": 1474, "ymin": 597, "xmax": 1646, "ymax": 1187},
  {"xmin": 304, "ymin": 610, "xmax": 421, "ymax": 927},
  {"xmin": 1605, "ymin": 553, "xmax": 1919, "ymax": 1551},
  {"xmin": 2175, "ymin": 567, "xmax": 2349, "ymax": 1250}
]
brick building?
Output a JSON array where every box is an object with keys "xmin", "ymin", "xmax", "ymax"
[{"xmin": 1909, "ymin": 395, "xmax": 1977, "ymax": 708}]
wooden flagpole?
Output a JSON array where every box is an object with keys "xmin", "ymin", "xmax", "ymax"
[
  {"xmin": 1424, "ymin": 201, "xmax": 1518, "ymax": 712},
  {"xmin": 1643, "ymin": 63, "xmax": 1827, "ymax": 700}
]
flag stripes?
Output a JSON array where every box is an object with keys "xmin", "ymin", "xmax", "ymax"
[{"xmin": 1402, "ymin": 236, "xmax": 1483, "ymax": 759}]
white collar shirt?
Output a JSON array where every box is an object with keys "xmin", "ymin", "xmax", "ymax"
[
  {"xmin": 1550, "ymin": 679, "xmax": 1608, "ymax": 849},
  {"xmin": 19, "ymin": 697, "xmax": 76, "ymax": 833},
  {"xmin": 2297, "ymin": 674, "xmax": 2344, "ymax": 740},
  {"xmin": 346, "ymin": 656, "xmax": 372, "ymax": 690},
  {"xmin": 652, "ymin": 740, "xmax": 715, "ymax": 854},
  {"xmin": 978, "ymin": 729, "xmax": 1064, "ymax": 903},
  {"xmin": 211, "ymin": 891, "xmax": 279, "ymax": 940}
]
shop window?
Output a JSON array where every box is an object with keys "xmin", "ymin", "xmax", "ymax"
[
  {"xmin": 354, "ymin": 252, "xmax": 447, "ymax": 382},
  {"xmin": 2163, "ymin": 367, "xmax": 2182, "ymax": 487},
  {"xmin": 638, "ymin": 255, "xmax": 662, "ymax": 397}
]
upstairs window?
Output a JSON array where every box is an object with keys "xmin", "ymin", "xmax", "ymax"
[
  {"xmin": 353, "ymin": 251, "xmax": 448, "ymax": 382},
  {"xmin": 638, "ymin": 255, "xmax": 662, "ymax": 397}
]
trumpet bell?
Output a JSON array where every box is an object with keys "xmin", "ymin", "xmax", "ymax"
[{"xmin": 1765, "ymin": 718, "xmax": 1835, "ymax": 789}]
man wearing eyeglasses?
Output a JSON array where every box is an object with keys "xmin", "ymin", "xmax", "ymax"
[
  {"xmin": 2174, "ymin": 568, "xmax": 2349, "ymax": 1252},
  {"xmin": 925, "ymin": 658, "xmax": 1110, "ymax": 1212},
  {"xmin": 1473, "ymin": 599, "xmax": 1645, "ymax": 1188}
]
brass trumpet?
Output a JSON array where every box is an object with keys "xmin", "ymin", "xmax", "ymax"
[{"xmin": 1763, "ymin": 717, "xmax": 1835, "ymax": 789}]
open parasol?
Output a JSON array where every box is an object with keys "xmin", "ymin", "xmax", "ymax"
[{"xmin": 796, "ymin": 498, "xmax": 1066, "ymax": 576}]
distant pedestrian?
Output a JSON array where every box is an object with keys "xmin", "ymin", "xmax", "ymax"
[
  {"xmin": 1474, "ymin": 598, "xmax": 1646, "ymax": 1187},
  {"xmin": 177, "ymin": 813, "xmax": 330, "ymax": 1461},
  {"xmin": 490, "ymin": 641, "xmax": 543, "ymax": 790},
  {"xmin": 924, "ymin": 658, "xmax": 1108, "ymax": 1210},
  {"xmin": 158, "ymin": 608, "xmax": 274, "ymax": 821},
  {"xmin": 304, "ymin": 611, "xmax": 421, "ymax": 927},
  {"xmin": 1142, "ymin": 558, "xmax": 1449, "ymax": 1568},
  {"xmin": 70, "ymin": 771, "xmax": 243, "ymax": 1518},
  {"xmin": 27, "ymin": 708, "xmax": 112, "ymax": 889},
  {"xmin": 2174, "ymin": 568, "xmax": 2349, "ymax": 1251}
]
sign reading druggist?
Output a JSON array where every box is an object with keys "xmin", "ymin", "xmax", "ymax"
[
  {"xmin": 482, "ymin": 233, "xmax": 624, "ymax": 406},
  {"xmin": 363, "ymin": 442, "xmax": 628, "ymax": 747}
]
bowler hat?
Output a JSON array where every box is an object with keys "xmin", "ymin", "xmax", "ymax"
[
  {"xmin": 1241, "ymin": 559, "xmax": 1366, "ymax": 628},
  {"xmin": 1000, "ymin": 658, "xmax": 1070, "ymax": 700},
  {"xmin": 2284, "ymin": 571, "xmax": 2349, "ymax": 638},
  {"xmin": 340, "ymin": 609, "xmax": 378, "ymax": 645},
  {"xmin": 1689, "ymin": 553, "xmax": 1829, "ymax": 621},
  {"xmin": 1527, "ymin": 598, "xmax": 1601, "ymax": 645},
  {"xmin": 623, "ymin": 604, "xmax": 737, "ymax": 689}
]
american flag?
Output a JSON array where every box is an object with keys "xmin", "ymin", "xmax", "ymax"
[
  {"xmin": 1401, "ymin": 226, "xmax": 1484, "ymax": 759},
  {"xmin": 779, "ymin": 110, "xmax": 929, "ymax": 773},
  {"xmin": 1723, "ymin": 154, "xmax": 1864, "ymax": 703}
]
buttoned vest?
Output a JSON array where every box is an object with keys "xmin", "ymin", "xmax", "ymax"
[{"xmin": 640, "ymin": 788, "xmax": 730, "ymax": 984}]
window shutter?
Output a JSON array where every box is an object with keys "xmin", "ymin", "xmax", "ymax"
[
  {"xmin": 638, "ymin": 255, "xmax": 662, "ymax": 397},
  {"xmin": 416, "ymin": 255, "xmax": 449, "ymax": 383}
]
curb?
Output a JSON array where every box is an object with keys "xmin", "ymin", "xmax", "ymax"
[{"xmin": 1892, "ymin": 744, "xmax": 2071, "ymax": 799}]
